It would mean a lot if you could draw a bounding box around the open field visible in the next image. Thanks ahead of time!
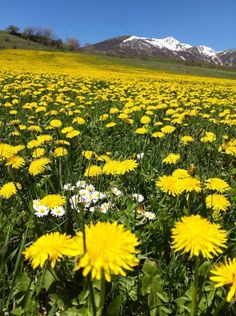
[1,48,236,79]
[1,49,236,315]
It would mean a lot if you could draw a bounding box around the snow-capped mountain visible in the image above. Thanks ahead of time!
[123,36,192,51]
[83,35,236,68]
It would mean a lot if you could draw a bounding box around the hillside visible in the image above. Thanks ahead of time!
[0,31,53,50]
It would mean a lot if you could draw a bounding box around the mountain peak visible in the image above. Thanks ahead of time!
[162,36,180,44]
[123,35,192,51]
[83,35,236,68]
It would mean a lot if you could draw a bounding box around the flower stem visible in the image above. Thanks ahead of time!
[88,277,97,316]
[190,257,200,316]
[98,275,106,316]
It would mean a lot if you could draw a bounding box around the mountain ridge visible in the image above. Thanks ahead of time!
[83,35,236,68]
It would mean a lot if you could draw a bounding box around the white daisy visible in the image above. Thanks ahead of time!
[111,187,123,196]
[75,180,86,189]
[33,199,42,211]
[143,211,156,220]
[34,205,49,217]
[137,153,144,160]
[98,202,112,214]
[51,206,65,217]
[132,193,144,203]
[63,183,75,191]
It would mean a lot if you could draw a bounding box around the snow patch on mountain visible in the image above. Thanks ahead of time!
[123,36,192,52]
[195,45,218,57]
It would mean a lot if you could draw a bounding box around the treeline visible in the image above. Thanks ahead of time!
[5,25,81,51]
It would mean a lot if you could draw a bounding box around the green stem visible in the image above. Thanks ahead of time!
[190,257,200,316]
[80,203,96,316]
[88,277,97,316]
[98,275,106,316]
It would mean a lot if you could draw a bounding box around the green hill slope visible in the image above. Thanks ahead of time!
[0,31,53,50]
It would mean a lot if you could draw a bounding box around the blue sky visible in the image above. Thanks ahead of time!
[0,0,235,51]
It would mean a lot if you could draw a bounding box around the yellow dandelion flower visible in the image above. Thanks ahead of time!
[135,127,148,134]
[82,150,94,160]
[180,176,202,193]
[200,132,216,143]
[162,153,180,165]
[35,106,46,113]
[13,145,25,153]
[172,215,227,258]
[172,169,190,178]
[205,178,230,193]
[103,159,138,175]
[28,125,42,132]
[180,135,194,145]
[5,155,25,169]
[151,131,165,138]
[106,122,117,128]
[161,125,176,134]
[154,121,163,126]
[32,148,45,158]
[84,165,103,177]
[23,232,74,269]
[140,116,151,124]
[0,143,17,160]
[156,175,184,196]
[205,194,231,212]
[27,139,41,149]
[10,131,20,136]
[73,222,140,282]
[96,154,111,162]
[50,119,62,128]
[28,157,50,176]
[61,126,74,134]
[66,130,80,138]
[53,147,68,157]
[37,135,53,144]
[210,258,236,302]
[109,107,119,114]
[40,194,65,209]
[225,146,236,156]
[103,160,120,175]
[0,182,22,199]
[119,160,138,174]
[55,140,70,146]
[72,117,86,125]
[100,114,109,121]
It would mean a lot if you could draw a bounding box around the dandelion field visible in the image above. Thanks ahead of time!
[1,50,236,315]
